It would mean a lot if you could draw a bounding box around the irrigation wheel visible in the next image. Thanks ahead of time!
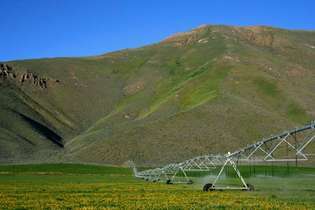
[203,183,215,192]
[245,183,254,191]
[187,179,193,184]
[166,179,173,184]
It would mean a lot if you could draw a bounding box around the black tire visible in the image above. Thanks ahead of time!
[245,183,254,191]
[187,179,193,185]
[203,183,214,192]
[166,179,173,184]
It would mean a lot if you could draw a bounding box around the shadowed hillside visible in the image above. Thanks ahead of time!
[0,25,314,165]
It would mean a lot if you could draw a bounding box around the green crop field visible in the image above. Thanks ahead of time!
[0,164,314,209]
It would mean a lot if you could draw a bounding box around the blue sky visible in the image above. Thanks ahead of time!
[0,0,314,61]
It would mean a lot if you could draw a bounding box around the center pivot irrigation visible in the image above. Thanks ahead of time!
[130,120,315,191]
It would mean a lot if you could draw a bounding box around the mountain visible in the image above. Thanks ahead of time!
[0,25,314,166]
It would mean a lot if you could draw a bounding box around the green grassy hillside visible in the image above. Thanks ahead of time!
[0,25,314,165]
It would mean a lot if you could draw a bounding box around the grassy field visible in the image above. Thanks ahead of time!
[0,164,314,209]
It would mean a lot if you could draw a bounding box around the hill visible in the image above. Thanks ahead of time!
[0,25,314,165]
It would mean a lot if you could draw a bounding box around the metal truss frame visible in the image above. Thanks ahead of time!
[132,120,315,191]
[230,122,315,162]
[210,156,248,190]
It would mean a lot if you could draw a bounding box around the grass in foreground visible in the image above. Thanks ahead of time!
[0,164,314,209]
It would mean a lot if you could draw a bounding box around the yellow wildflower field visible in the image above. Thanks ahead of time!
[0,164,314,209]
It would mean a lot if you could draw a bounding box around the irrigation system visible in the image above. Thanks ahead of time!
[131,120,315,191]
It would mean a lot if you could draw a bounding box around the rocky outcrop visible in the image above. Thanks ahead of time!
[237,26,274,47]
[0,63,17,80]
[0,63,60,89]
[123,80,145,96]
[161,30,200,47]
[20,72,49,89]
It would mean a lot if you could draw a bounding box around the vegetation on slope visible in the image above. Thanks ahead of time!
[0,25,314,165]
